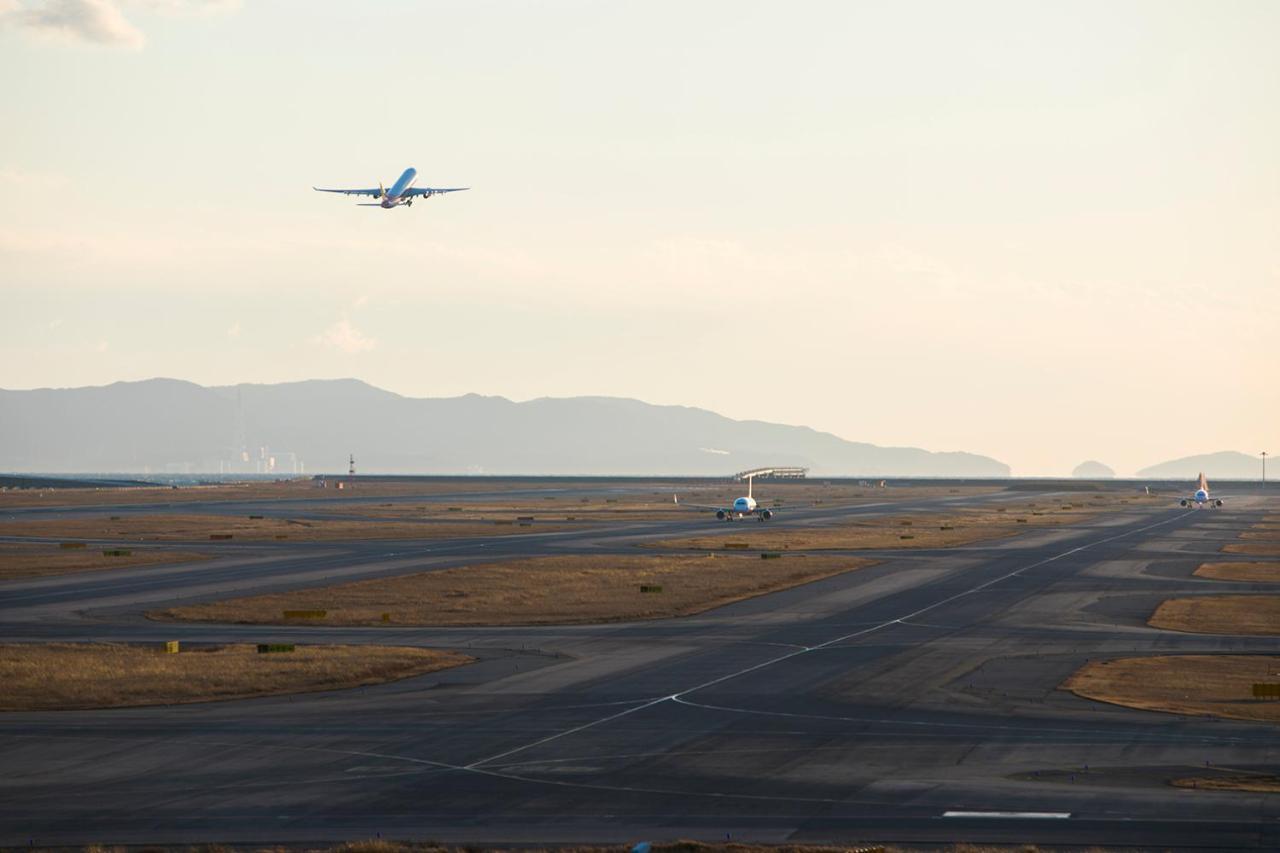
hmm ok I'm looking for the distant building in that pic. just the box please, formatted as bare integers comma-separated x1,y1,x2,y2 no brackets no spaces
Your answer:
733,467,808,481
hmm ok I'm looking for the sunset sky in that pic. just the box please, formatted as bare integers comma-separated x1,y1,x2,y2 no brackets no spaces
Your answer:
2,0,1277,475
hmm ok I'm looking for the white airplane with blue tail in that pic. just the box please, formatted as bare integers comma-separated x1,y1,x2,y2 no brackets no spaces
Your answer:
314,167,468,209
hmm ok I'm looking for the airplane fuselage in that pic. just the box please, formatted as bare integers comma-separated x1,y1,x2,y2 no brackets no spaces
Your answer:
380,167,418,208
716,494,772,520
1180,474,1222,508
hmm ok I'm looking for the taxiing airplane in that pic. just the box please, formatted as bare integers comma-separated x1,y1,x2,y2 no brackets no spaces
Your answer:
674,475,774,521
1180,472,1224,508
313,167,468,209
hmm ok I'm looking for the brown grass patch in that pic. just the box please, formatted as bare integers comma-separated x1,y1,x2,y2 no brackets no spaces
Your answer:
0,543,209,580
0,479,996,511
1062,655,1280,723
0,642,471,711
0,513,571,543
343,498,690,523
0,478,580,509
154,554,875,627
647,505,1118,552
1194,562,1280,583
332,485,1004,523
1149,595,1280,635
1224,542,1280,556
1240,529,1280,541
1172,774,1280,793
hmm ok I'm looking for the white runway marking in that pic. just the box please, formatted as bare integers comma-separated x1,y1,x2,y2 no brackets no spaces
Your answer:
943,810,1071,819
466,511,1191,770
9,507,1209,813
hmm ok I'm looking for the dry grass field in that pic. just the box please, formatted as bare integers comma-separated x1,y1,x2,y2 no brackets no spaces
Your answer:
1194,562,1280,583
154,553,875,627
0,642,472,711
1171,774,1280,793
1062,655,1280,723
338,484,1004,523
1148,596,1280,635
0,478,601,509
0,478,998,512
342,497,691,522
0,513,572,543
646,499,1150,552
1223,542,1280,556
1224,520,1280,557
650,520,1014,552
0,543,209,580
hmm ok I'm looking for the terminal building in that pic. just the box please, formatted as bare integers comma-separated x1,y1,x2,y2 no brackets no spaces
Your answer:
733,466,808,481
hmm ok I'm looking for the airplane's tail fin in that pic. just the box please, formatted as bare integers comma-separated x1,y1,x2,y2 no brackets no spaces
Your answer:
1198,472,1209,491
747,475,753,499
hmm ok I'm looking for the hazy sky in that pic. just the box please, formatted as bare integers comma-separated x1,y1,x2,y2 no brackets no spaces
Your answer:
2,0,1277,476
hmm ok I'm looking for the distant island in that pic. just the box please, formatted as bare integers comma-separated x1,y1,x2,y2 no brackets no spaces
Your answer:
1072,460,1115,479
0,378,1012,477
1136,451,1266,480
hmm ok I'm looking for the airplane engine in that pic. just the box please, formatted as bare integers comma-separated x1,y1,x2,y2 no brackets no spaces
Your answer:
760,509,773,520
1180,499,1189,507
1215,499,1223,507
716,510,726,520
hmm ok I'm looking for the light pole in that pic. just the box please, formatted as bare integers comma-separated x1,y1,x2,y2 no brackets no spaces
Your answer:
1263,451,1268,486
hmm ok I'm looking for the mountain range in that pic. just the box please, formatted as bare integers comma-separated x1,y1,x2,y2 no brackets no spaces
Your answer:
0,378,1012,477
1135,451,1267,480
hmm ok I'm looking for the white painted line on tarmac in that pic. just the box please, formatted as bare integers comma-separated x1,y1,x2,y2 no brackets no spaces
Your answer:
943,810,1071,819
469,511,1189,770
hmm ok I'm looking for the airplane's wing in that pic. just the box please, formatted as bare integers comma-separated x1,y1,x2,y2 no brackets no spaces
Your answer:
313,187,383,197
404,187,470,197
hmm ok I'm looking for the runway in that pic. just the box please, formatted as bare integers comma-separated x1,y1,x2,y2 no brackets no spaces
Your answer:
2,482,1279,849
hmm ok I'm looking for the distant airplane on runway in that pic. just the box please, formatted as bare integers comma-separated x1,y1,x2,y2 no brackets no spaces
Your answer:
1180,472,1224,508
313,167,468,209
674,474,774,521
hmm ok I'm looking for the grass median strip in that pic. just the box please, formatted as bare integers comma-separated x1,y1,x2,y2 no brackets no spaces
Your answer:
0,642,471,711
1194,562,1280,583
0,513,571,543
153,554,875,627
1223,542,1280,557
1172,773,1280,793
1149,595,1280,635
645,503,1137,552
0,543,209,580
1062,655,1280,724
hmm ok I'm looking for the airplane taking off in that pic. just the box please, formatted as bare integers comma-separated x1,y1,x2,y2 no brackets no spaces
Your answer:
1180,472,1224,508
674,474,774,521
313,167,468,209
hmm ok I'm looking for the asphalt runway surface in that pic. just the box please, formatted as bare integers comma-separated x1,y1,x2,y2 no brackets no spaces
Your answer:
2,481,1279,849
